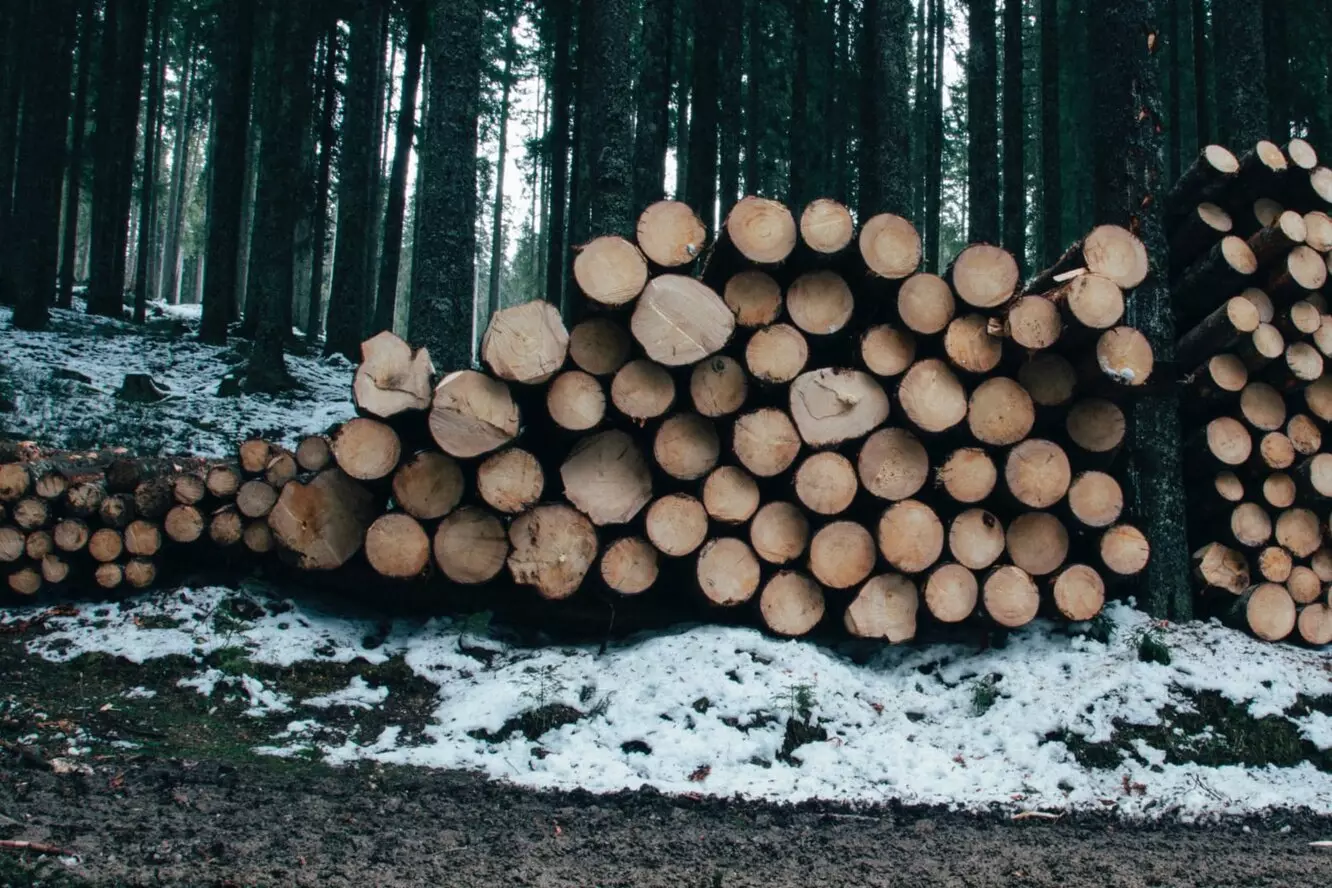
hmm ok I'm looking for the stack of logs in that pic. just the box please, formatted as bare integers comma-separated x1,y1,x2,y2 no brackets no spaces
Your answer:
1,195,1163,643
1170,136,1332,646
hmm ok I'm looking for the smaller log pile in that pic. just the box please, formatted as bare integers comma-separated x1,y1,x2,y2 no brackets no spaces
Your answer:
1,194,1162,645
1168,137,1332,645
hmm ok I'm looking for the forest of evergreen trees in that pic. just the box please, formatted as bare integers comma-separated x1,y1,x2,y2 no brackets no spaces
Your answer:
0,0,1329,392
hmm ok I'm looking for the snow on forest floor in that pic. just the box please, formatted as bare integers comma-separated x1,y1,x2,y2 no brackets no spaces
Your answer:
0,301,356,456
4,584,1332,821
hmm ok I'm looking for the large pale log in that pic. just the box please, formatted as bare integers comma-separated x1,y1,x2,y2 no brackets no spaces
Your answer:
123,519,162,557
786,271,854,335
547,370,606,431
1261,342,1325,392
631,275,734,366
1004,439,1071,508
1180,353,1247,404
93,563,122,590
88,528,123,562
169,472,205,507
52,518,89,553
8,565,40,596
789,369,890,447
1018,353,1077,406
206,464,242,499
923,563,979,623
1236,323,1285,370
1297,602,1332,645
1262,473,1296,509
573,235,649,305
1026,225,1149,292
1231,583,1296,641
746,323,809,383
365,513,432,579
1295,452,1332,501
858,213,921,279
1252,432,1295,471
794,452,858,515
331,418,401,482
1267,245,1327,302
568,318,632,376
857,428,929,502
897,274,955,335
208,506,244,547
560,430,652,526
0,527,22,562
1174,296,1261,369
690,356,748,418
990,295,1062,350
1306,377,1332,422
124,558,157,589
478,448,545,515
1304,211,1332,253
11,498,47,531
723,271,783,327
696,537,762,606
1287,138,1318,170
1275,300,1321,340
243,520,275,554
877,499,944,574
1173,236,1258,326
429,371,519,459
23,530,51,561
1169,202,1232,273
482,300,570,384
937,448,998,503
1045,273,1126,334
943,314,1002,374
1192,542,1250,594
507,504,598,599
236,480,278,519
845,574,918,642
353,331,435,418
1256,546,1293,583
809,520,876,589
268,469,376,570
1091,326,1153,387
238,439,272,475
749,501,810,564
600,536,659,595
732,409,802,477
1239,381,1286,431
721,196,799,265
759,571,826,637
433,506,509,584
800,198,855,255
1066,398,1126,456
164,504,204,543
654,413,720,480
948,508,1006,570
295,436,331,473
1247,211,1308,267
1051,564,1105,621
0,464,28,501
947,244,1020,309
392,451,464,520
859,324,916,378
967,377,1035,446
1005,512,1069,577
1275,507,1321,558
898,359,967,433
1165,145,1239,218
40,554,69,585
645,494,708,556
636,200,707,268
1228,502,1273,548
1099,524,1151,576
611,359,676,420
702,466,760,524
1066,471,1124,528
982,565,1040,628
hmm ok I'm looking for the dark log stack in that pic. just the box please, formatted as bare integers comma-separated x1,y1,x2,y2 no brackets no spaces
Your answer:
1170,137,1332,645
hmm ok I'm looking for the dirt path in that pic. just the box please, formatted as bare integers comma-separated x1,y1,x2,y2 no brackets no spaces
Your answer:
0,754,1329,887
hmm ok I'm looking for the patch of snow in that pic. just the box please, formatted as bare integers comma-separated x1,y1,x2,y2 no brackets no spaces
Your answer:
10,588,1332,819
122,686,157,699
177,668,226,698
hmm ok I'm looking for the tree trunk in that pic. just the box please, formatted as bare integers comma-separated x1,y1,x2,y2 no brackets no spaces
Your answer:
1261,0,1287,142
485,9,519,326
968,0,999,245
374,0,423,335
859,0,912,220
132,0,167,324
672,0,691,201
408,0,483,372
1001,0,1024,276
58,0,95,311
6,0,75,330
1212,0,1266,148
632,0,672,211
306,18,338,340
325,0,386,360
1191,0,1208,145
925,0,944,272
159,28,195,307
544,0,573,311
1039,0,1060,265
685,0,719,233
365,7,390,323
0,4,25,266
717,0,743,212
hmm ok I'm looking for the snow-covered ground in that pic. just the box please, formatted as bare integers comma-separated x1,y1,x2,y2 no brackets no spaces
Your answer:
0,302,356,456
6,585,1332,820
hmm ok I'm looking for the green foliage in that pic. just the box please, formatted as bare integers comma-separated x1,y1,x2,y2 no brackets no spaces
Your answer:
773,679,817,723
1136,629,1172,666
971,674,1000,716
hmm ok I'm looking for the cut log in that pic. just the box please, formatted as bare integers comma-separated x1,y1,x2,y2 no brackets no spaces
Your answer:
64,481,103,517
1239,381,1286,431
23,530,51,560
653,413,720,480
937,447,998,503
982,565,1040,628
134,478,174,520
746,323,809,383
1004,439,1072,508
206,464,242,499
1193,542,1250,594
858,324,916,378
1262,342,1325,391
690,356,749,418
330,418,401,482
1288,138,1319,170
644,494,708,556
8,565,40,596
40,554,69,585
560,430,652,525
239,439,272,475
858,213,922,279
392,451,464,520
11,498,47,531
897,274,956,335
568,318,632,376
1305,211,1332,252
482,300,570,384
600,536,659,595
1045,273,1126,333
429,370,520,459
749,501,810,564
732,408,802,477
433,506,509,584
1027,225,1149,292
123,519,161,557
857,427,929,502
1050,564,1106,621
948,244,1020,309
236,480,279,519
353,331,434,418
88,528,123,563
172,472,206,506
105,457,142,494
1256,546,1293,583
267,469,375,570
1173,236,1259,326
1253,431,1296,471
1067,471,1124,528
1306,377,1332,421
1313,547,1332,582
546,370,606,431
1174,296,1261,369
1267,245,1328,302
636,200,707,268
1169,202,1233,272
1247,211,1308,266
477,448,546,515
1229,502,1273,547
696,537,762,605
1099,524,1151,576
923,563,979,623
52,519,88,553
720,196,799,265
1237,198,1286,239
243,520,275,553
123,558,156,589
845,574,918,642
809,520,877,589
1092,326,1154,386
788,369,890,447
295,436,331,473
0,464,28,501
992,295,1062,350
948,508,1006,570
208,506,244,546
1165,145,1241,216
943,314,1003,374
1290,167,1332,213
1275,507,1321,558
1276,300,1322,341
702,466,760,524
877,499,944,574
572,235,649,306
1233,583,1296,641
723,271,783,327
898,358,968,433
0,526,22,562
800,198,855,255
611,359,676,420
786,271,854,335
1006,512,1069,577
33,470,67,500
1180,353,1248,403
1295,452,1332,501
759,571,826,637
1236,323,1285,370
93,562,122,590
507,504,598,599
794,452,858,515
631,275,734,366
1297,602,1332,645
1262,473,1296,509
365,513,431,579
967,377,1035,446
1018,353,1077,407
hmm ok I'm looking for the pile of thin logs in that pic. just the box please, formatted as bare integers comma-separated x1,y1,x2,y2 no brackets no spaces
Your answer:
1170,136,1332,646
1,195,1161,643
